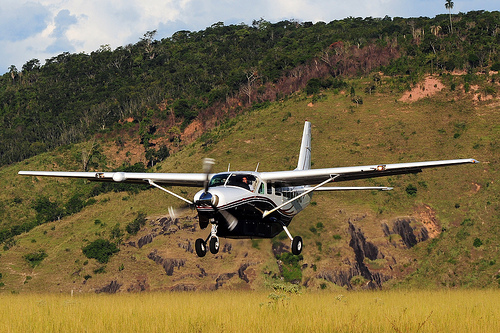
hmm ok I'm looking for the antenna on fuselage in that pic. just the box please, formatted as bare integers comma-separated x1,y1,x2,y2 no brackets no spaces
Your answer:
255,162,260,172
227,163,230,172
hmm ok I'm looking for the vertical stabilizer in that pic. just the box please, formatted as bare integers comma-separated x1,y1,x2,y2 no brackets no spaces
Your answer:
296,121,312,170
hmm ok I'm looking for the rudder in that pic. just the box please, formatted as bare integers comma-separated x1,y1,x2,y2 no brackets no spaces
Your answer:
296,121,311,170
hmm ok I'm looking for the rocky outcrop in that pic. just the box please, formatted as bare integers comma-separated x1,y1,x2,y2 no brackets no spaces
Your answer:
96,280,121,294
238,263,252,283
215,272,236,290
348,220,382,261
170,284,197,291
127,277,149,292
138,234,154,248
177,239,194,253
318,221,391,290
382,217,430,248
272,241,289,257
147,250,186,276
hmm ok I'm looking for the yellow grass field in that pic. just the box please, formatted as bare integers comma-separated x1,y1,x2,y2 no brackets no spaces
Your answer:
1,289,499,332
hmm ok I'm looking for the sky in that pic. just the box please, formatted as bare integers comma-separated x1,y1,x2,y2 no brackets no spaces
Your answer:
0,0,498,74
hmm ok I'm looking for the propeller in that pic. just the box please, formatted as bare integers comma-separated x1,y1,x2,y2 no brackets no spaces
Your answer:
196,158,239,231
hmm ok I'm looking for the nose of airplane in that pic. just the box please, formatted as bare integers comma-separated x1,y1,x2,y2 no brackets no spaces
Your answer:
196,191,219,207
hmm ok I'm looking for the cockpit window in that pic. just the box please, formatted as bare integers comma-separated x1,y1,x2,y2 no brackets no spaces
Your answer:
208,173,258,191
208,174,229,187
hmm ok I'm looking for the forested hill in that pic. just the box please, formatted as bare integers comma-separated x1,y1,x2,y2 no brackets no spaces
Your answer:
1,11,499,167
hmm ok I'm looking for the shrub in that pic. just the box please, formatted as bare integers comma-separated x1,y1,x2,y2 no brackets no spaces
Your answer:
473,238,483,248
126,212,147,235
23,250,48,268
276,252,303,283
405,184,417,196
82,239,119,263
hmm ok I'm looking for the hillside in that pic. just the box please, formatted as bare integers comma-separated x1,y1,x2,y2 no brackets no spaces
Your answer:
0,72,498,292
1,11,499,167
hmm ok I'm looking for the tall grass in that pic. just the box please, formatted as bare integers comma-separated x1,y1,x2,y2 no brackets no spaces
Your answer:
1,289,498,332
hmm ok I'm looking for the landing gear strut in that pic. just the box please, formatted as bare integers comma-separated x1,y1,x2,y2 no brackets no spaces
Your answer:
279,221,303,255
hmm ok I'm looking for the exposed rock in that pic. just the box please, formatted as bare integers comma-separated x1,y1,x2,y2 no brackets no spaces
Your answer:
222,243,232,253
138,234,154,248
178,239,194,253
238,263,251,283
96,280,121,294
197,264,207,278
147,250,186,276
272,241,289,257
215,273,236,289
318,221,391,290
392,218,418,248
348,220,381,261
387,218,430,248
170,284,197,292
127,277,149,292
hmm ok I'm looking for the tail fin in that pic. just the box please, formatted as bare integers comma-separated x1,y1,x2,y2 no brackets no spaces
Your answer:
296,121,312,170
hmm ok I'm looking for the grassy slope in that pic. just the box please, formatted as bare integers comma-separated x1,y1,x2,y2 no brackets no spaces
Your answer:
0,75,498,292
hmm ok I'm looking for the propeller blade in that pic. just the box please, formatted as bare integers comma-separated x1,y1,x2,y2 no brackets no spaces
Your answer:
202,158,215,193
220,210,238,231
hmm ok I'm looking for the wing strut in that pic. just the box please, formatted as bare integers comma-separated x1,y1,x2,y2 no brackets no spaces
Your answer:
262,175,339,218
148,180,193,205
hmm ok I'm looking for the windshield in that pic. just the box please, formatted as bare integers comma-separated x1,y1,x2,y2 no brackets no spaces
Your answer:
209,173,258,191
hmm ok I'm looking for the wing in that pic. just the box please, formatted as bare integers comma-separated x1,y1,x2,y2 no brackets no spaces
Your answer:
259,158,479,186
18,170,209,187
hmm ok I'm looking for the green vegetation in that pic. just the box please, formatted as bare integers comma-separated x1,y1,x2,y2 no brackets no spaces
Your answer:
125,212,147,235
1,12,499,167
276,252,303,283
81,239,119,263
23,250,48,268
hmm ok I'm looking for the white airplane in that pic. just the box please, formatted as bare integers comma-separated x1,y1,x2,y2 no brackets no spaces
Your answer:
19,121,478,257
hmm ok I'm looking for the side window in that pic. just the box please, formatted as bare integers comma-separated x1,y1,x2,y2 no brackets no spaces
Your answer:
258,183,265,194
267,185,273,195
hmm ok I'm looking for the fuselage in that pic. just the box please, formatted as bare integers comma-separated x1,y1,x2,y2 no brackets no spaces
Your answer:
193,171,311,239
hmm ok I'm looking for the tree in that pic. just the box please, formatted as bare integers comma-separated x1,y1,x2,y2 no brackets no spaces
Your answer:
445,0,454,34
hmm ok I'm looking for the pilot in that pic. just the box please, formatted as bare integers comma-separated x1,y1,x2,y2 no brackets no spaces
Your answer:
242,177,253,191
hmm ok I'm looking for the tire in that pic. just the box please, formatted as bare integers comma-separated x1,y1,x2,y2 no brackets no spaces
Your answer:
209,236,219,254
291,236,303,255
195,238,207,257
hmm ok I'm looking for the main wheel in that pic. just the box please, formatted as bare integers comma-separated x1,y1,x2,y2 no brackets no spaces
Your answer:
291,236,303,255
195,238,207,257
209,236,220,254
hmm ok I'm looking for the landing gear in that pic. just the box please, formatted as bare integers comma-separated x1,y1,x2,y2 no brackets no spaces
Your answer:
209,236,220,254
279,221,303,255
195,238,207,257
291,236,303,255
195,224,220,257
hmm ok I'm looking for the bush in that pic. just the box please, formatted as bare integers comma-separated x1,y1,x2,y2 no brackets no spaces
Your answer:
405,184,417,196
23,250,48,268
276,252,303,283
126,212,147,235
473,238,483,248
82,239,119,263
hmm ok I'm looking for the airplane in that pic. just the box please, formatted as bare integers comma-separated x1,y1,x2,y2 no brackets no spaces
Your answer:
18,121,478,257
